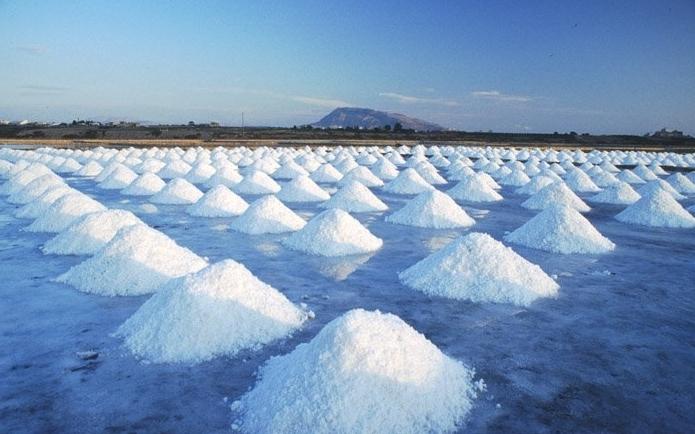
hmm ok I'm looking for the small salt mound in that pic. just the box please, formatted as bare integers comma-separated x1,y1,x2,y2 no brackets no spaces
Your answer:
319,180,388,213
232,308,479,434
25,193,106,233
75,161,103,177
282,209,382,256
15,186,74,219
370,158,399,180
186,185,248,217
121,173,166,196
589,182,640,205
157,160,192,179
150,178,203,204
310,163,343,183
478,172,501,189
633,164,658,181
414,162,447,185
616,169,645,184
504,205,615,254
230,195,305,234
499,169,530,187
399,232,559,306
97,165,138,189
386,190,475,229
57,224,208,296
42,209,142,255
514,175,555,195
0,163,52,195
637,179,684,200
522,182,590,213
7,173,65,204
565,169,601,193
448,174,503,202
185,163,216,184
234,170,282,195
272,160,309,179
205,166,243,188
339,166,384,188
277,175,330,203
115,259,308,363
615,188,695,228
592,170,620,188
383,168,434,195
666,173,695,194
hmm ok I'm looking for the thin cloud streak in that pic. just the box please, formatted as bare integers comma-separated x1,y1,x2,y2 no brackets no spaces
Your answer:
16,44,48,56
379,92,460,107
471,90,533,103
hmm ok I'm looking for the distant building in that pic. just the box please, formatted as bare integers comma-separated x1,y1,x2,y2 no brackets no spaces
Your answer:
652,128,686,138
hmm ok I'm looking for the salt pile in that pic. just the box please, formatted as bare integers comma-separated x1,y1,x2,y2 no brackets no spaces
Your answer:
272,160,309,179
157,160,192,179
282,209,382,256
7,173,65,204
57,224,208,296
277,175,330,203
633,164,658,181
186,185,249,217
522,182,590,212
115,259,309,363
385,190,475,229
150,178,204,204
565,169,601,193
370,158,399,180
0,163,52,196
616,169,645,184
615,188,695,228
121,173,166,196
97,165,138,189
448,174,502,202
229,195,305,234
15,186,74,219
499,169,530,187
25,193,106,233
319,180,388,213
42,209,142,255
383,168,434,195
310,163,343,183
637,179,684,200
504,205,615,254
75,161,104,177
205,166,243,188
514,175,555,195
234,170,282,195
589,182,640,205
232,308,480,434
399,232,559,306
338,166,384,188
666,173,695,194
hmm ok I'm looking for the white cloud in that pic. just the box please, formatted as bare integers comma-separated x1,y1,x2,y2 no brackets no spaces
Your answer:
379,92,460,107
291,96,351,108
16,44,48,56
471,90,533,103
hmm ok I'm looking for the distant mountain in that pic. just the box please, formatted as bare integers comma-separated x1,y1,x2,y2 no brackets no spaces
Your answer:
312,107,445,131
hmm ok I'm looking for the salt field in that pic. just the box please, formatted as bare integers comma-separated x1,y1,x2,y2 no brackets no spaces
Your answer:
1,144,695,433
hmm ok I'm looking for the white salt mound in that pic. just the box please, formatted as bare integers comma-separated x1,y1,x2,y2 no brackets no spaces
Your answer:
448,174,503,202
310,163,343,183
232,308,480,434
399,232,559,306
282,209,382,256
234,170,281,195
589,182,640,205
57,224,208,296
504,205,615,254
7,173,65,204
615,188,695,228
186,185,249,217
98,165,138,189
115,259,309,363
229,195,305,234
637,179,684,200
319,180,388,213
277,175,330,203
75,161,103,177
121,173,166,196
522,182,590,213
15,186,74,219
338,166,384,188
25,193,106,233
382,168,434,195
42,209,142,255
565,169,601,193
667,173,695,194
150,178,203,204
386,190,475,229
514,175,555,195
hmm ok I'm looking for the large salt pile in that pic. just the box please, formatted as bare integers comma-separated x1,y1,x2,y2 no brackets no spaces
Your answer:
385,190,475,229
504,205,615,254
499,169,530,187
282,209,382,256
514,175,555,195
232,308,480,434
637,179,684,200
7,173,65,204
633,164,658,181
615,188,695,228
310,163,343,183
0,163,53,196
121,172,166,196
338,166,384,188
150,178,204,204
115,259,308,363
399,232,559,306
565,169,601,193
370,158,399,180
25,193,106,233
15,186,74,219
319,180,388,213
205,166,243,188
234,170,282,195
382,168,434,195
522,182,590,212
589,182,640,205
57,224,208,296
42,209,142,255
98,165,138,189
230,195,305,234
448,174,502,202
277,175,330,203
186,185,249,217
667,172,695,194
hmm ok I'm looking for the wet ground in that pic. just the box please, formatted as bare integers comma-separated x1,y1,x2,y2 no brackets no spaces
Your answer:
1,169,694,433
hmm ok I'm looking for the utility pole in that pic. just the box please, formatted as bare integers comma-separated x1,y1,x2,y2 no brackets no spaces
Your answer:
241,112,244,138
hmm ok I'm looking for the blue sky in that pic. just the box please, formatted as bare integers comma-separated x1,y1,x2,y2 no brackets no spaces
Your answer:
2,0,694,134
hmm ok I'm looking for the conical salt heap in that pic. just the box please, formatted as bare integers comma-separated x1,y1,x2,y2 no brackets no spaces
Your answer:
319,180,388,213
0,163,53,196
589,182,640,205
385,190,475,229
565,169,601,193
399,232,559,306
277,175,330,203
632,164,658,181
229,195,305,234
150,178,204,204
637,179,684,200
310,163,343,183
499,169,530,187
272,160,309,179
7,173,65,204
15,186,75,219
504,204,615,254
370,158,399,180
522,182,590,213
514,175,555,195
57,224,208,296
157,160,192,179
205,165,243,188
42,209,142,255
115,259,309,363
232,308,480,434
234,170,282,195
25,193,106,233
666,173,695,194
616,169,645,185
97,165,138,189
121,172,166,196
282,209,382,256
339,166,384,188
615,188,695,228
448,174,503,202
383,168,434,195
186,185,249,217
75,161,104,177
